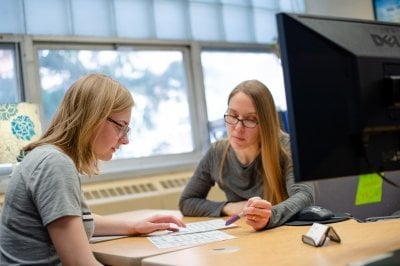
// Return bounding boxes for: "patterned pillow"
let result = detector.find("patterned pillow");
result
[0,103,42,164]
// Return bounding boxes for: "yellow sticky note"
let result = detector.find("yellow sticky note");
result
[355,173,383,206]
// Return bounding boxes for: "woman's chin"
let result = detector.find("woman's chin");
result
[98,153,113,161]
[230,138,246,149]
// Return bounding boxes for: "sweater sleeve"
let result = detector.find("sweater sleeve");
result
[179,145,227,217]
[267,180,315,229]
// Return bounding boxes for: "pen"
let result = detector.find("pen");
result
[225,212,244,226]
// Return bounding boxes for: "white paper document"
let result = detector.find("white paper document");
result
[148,230,236,249]
[172,218,236,235]
[147,219,237,248]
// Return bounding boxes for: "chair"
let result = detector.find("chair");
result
[0,102,42,166]
[0,103,42,194]
[314,172,400,220]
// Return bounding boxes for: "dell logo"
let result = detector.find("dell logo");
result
[370,34,400,47]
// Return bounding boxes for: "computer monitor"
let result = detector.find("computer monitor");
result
[276,13,400,183]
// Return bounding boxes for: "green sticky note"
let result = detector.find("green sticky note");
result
[355,173,383,206]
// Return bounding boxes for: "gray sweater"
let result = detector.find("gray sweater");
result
[0,145,94,264]
[179,134,315,229]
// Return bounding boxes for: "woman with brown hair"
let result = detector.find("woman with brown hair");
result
[0,73,185,265]
[179,79,314,230]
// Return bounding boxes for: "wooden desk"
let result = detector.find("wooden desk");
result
[142,219,400,266]
[91,210,254,266]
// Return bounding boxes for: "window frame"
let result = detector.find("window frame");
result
[0,36,25,103]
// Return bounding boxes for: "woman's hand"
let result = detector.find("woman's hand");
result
[128,214,186,235]
[244,197,272,230]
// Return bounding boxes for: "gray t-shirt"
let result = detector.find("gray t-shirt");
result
[179,134,315,229]
[0,145,94,265]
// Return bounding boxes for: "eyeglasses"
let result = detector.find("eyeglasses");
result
[224,114,258,128]
[107,117,130,138]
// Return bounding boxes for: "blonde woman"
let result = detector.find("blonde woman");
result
[0,74,185,265]
[179,79,314,230]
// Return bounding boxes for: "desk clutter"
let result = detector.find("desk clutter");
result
[302,223,341,247]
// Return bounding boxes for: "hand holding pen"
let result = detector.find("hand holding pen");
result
[225,197,272,230]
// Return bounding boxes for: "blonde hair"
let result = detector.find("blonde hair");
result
[220,79,289,204]
[24,73,134,176]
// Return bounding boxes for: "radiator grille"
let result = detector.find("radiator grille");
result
[83,176,189,202]
[81,172,192,214]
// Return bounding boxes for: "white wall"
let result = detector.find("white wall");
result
[305,0,374,20]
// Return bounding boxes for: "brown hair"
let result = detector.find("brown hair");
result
[219,79,289,204]
[24,73,134,176]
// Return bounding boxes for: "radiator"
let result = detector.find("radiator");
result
[83,171,225,215]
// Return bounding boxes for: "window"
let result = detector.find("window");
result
[0,0,305,42]
[0,44,22,103]
[37,47,194,160]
